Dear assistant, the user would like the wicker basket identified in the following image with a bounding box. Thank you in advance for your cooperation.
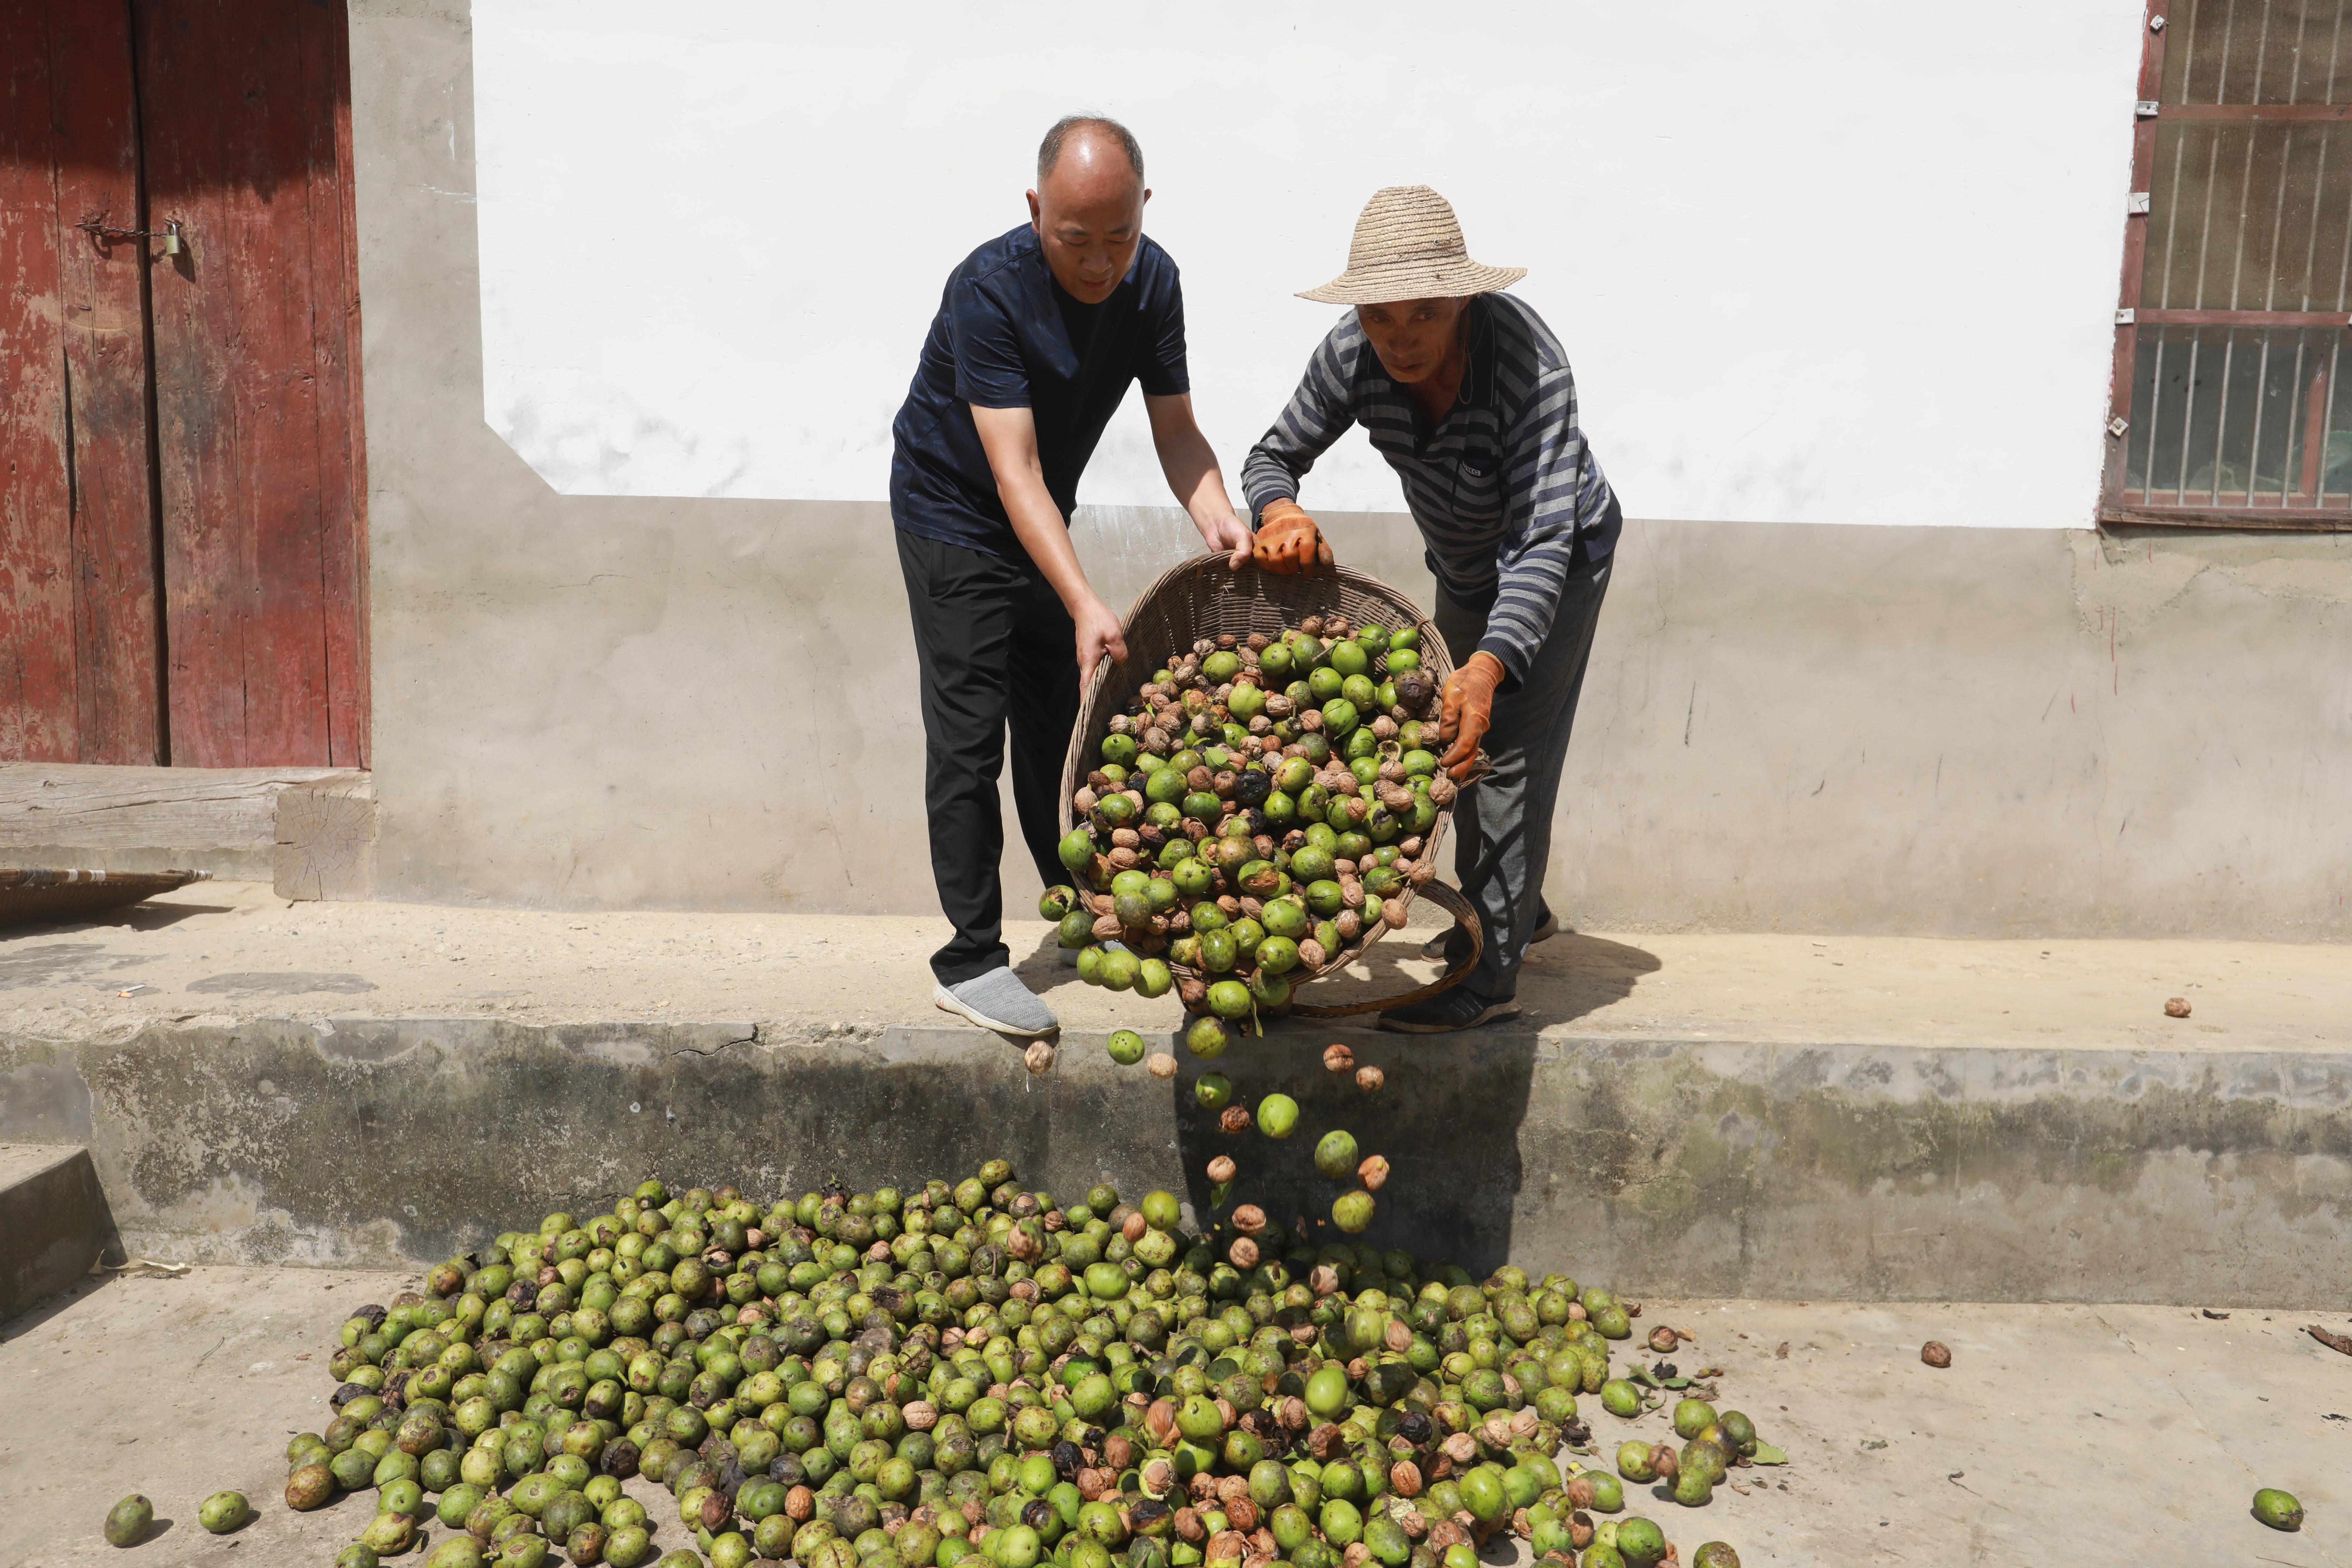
[1056,556,1482,1020]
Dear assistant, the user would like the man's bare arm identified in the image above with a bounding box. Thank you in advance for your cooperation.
[969,404,1128,677]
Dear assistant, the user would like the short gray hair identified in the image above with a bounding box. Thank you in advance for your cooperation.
[1037,114,1144,186]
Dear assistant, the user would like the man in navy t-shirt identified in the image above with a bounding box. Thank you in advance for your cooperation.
[893,115,1251,1042]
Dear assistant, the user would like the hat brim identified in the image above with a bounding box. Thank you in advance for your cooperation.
[1296,260,1526,306]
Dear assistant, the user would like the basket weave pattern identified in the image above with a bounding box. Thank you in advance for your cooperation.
[1057,558,1461,999]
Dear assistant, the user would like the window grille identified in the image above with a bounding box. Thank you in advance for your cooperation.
[2107,0,2352,527]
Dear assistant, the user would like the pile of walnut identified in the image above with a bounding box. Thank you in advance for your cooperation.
[1053,614,1455,1018]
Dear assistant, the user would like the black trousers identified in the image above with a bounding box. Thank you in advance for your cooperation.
[895,529,1080,986]
[1433,549,1611,1001]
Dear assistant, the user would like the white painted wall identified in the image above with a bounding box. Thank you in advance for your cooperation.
[475,1,2144,528]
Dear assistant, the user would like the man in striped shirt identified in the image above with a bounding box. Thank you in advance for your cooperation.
[1241,186,1620,1033]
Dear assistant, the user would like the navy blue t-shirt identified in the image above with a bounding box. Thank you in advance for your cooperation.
[890,225,1190,558]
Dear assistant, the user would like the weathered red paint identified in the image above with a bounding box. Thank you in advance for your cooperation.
[136,0,369,768]
[2299,362,2328,502]
[0,0,164,763]
[0,3,76,759]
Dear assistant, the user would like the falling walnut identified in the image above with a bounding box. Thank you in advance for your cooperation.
[1920,1340,1952,1368]
[2164,997,2191,1018]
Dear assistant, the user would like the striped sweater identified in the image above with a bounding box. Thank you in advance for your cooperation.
[1240,293,1619,686]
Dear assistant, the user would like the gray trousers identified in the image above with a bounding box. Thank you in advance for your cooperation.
[1433,551,1612,1000]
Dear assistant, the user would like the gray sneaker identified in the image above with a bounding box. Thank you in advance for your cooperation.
[934,967,1059,1039]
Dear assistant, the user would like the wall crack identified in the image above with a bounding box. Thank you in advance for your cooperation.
[668,1024,760,1059]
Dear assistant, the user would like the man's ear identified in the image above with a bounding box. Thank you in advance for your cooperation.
[1027,189,1042,233]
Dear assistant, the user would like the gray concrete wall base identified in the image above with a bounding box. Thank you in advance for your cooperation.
[5,1017,2346,1306]
[0,1145,117,1323]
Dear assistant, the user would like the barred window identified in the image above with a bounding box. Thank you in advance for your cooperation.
[2107,0,2352,527]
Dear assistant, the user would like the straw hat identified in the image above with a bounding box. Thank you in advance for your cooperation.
[1298,186,1526,305]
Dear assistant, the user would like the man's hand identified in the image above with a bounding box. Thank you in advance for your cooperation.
[1074,596,1129,680]
[1438,651,1507,781]
[1253,499,1333,575]
[1196,511,1253,569]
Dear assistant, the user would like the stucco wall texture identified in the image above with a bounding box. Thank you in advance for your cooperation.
[351,2,2352,939]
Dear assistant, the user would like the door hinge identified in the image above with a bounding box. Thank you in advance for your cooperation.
[2108,417,2130,439]
[2128,192,2152,215]
[2115,308,2137,325]
[2136,100,2161,118]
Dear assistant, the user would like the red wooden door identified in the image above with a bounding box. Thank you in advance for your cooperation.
[137,0,368,768]
[0,0,166,764]
[0,0,366,769]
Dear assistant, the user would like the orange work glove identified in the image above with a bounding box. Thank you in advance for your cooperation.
[1438,651,1507,781]
[1252,499,1334,575]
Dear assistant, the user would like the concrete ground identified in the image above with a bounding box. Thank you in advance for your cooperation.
[4,880,2347,1052]
[6,1266,2351,1568]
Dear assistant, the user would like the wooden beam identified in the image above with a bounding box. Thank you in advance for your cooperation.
[2100,505,2352,532]
[0,761,358,855]
[272,774,375,901]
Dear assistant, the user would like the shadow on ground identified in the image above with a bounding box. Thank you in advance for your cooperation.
[88,900,236,932]
[1220,928,1657,1274]
[1163,1024,1540,1278]
[1275,927,1661,1030]
[1024,918,1662,1277]
[1014,920,1661,1036]
[0,900,236,942]
[1009,940,1078,998]
[1,1269,118,1338]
